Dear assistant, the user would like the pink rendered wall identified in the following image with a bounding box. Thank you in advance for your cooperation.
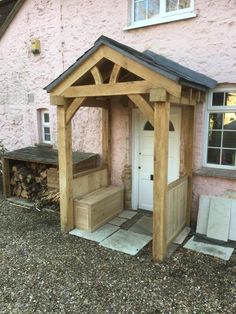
[0,1,236,206]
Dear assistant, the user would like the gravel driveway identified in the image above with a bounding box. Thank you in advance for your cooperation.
[0,198,235,313]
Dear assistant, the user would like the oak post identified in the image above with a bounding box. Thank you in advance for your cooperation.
[57,105,74,232]
[153,101,170,262]
[102,105,111,184]
[182,106,195,226]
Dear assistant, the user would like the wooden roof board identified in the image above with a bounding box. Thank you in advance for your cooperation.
[3,146,98,165]
[44,35,217,93]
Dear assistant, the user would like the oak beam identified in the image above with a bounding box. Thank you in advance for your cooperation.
[153,102,170,262]
[57,106,74,232]
[91,66,103,84]
[50,95,71,106]
[109,64,121,83]
[66,97,86,124]
[150,88,167,102]
[128,94,154,125]
[62,81,155,98]
[101,45,182,98]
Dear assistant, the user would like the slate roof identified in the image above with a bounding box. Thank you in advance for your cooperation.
[0,0,25,39]
[45,35,217,93]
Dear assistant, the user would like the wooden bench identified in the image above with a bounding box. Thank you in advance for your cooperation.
[74,186,124,232]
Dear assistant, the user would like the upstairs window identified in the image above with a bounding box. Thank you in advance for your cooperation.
[40,109,51,144]
[205,89,236,169]
[128,0,195,29]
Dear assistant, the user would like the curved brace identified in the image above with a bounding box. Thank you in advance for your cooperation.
[109,64,121,83]
[91,66,103,84]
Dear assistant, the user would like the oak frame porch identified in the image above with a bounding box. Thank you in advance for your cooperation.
[45,36,207,262]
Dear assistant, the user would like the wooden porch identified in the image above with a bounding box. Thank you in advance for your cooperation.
[44,36,212,262]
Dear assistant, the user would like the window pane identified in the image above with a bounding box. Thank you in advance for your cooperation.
[223,132,236,148]
[208,131,222,147]
[134,0,146,21]
[223,113,236,129]
[212,92,224,106]
[225,92,236,107]
[148,0,160,18]
[209,113,223,130]
[44,134,51,142]
[222,149,236,166]
[207,148,220,164]
[166,0,190,12]
[44,127,50,134]
[44,112,49,123]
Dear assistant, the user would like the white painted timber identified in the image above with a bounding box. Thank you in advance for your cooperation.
[173,227,191,244]
[184,236,234,261]
[229,201,236,241]
[206,197,231,241]
[128,216,152,236]
[196,195,211,235]
[69,224,119,243]
[100,229,152,256]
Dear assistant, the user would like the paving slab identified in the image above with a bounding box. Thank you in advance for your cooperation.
[100,229,152,256]
[118,210,137,220]
[108,217,127,227]
[229,201,236,241]
[207,197,231,241]
[128,216,152,236]
[173,227,191,244]
[196,195,210,235]
[69,224,119,243]
[184,236,234,261]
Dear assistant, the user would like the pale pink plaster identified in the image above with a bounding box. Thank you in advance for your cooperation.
[0,0,236,205]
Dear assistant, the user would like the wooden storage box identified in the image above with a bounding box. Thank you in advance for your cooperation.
[74,186,124,232]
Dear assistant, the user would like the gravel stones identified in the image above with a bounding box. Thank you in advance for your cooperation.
[0,199,235,313]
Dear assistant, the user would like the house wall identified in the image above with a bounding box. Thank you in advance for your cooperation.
[0,0,236,219]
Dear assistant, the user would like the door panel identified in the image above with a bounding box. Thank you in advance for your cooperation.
[138,108,181,210]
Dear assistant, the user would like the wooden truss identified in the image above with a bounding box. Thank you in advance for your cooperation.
[49,44,204,262]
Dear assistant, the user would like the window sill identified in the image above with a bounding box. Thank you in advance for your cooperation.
[124,12,197,31]
[194,167,236,180]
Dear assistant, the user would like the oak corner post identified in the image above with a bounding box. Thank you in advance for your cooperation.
[57,105,74,232]
[153,101,170,262]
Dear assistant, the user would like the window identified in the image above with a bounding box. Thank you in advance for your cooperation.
[205,89,236,169]
[41,109,51,144]
[127,0,195,29]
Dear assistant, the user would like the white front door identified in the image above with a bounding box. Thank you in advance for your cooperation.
[137,107,181,211]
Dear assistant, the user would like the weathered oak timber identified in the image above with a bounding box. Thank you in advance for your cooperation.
[57,106,74,232]
[91,66,103,84]
[182,106,195,226]
[101,45,182,98]
[109,64,121,83]
[62,81,156,98]
[153,101,170,262]
[128,94,154,125]
[66,97,86,124]
[150,88,167,102]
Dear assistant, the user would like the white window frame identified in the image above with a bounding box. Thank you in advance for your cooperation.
[41,109,51,144]
[203,87,236,170]
[125,0,196,30]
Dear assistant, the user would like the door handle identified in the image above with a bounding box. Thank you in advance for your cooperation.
[150,174,154,180]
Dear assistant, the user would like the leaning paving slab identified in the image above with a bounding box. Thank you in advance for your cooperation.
[196,195,211,235]
[184,236,234,261]
[69,224,119,243]
[100,229,152,256]
[128,216,152,236]
[118,210,137,219]
[206,198,231,242]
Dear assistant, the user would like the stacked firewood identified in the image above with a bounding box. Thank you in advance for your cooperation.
[10,162,48,200]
